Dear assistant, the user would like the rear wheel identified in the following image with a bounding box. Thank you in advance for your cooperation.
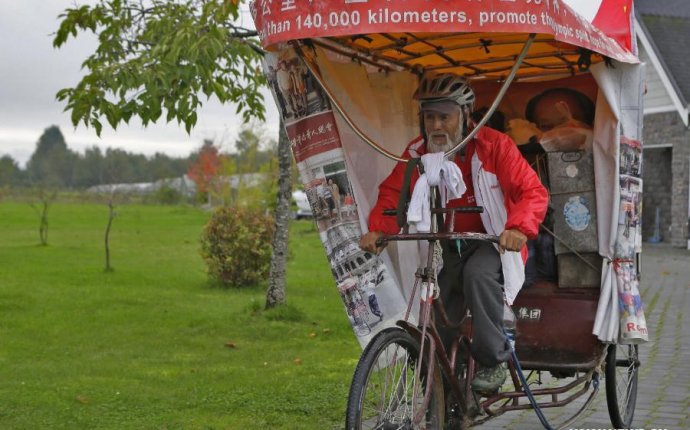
[346,328,445,429]
[605,343,639,428]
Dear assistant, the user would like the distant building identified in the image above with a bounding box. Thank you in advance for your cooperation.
[636,0,690,248]
[86,174,197,197]
[86,175,196,197]
[87,181,157,195]
[224,172,266,189]
[86,173,273,201]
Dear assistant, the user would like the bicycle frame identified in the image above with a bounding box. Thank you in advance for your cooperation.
[377,187,606,428]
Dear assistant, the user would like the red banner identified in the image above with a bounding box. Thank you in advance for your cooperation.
[591,0,634,54]
[286,111,342,163]
[251,0,636,62]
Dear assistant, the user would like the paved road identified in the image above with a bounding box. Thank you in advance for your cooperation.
[485,243,690,430]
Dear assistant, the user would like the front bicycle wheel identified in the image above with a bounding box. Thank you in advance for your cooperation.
[346,328,445,430]
[605,343,639,428]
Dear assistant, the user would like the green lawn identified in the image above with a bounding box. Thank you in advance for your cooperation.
[0,202,360,429]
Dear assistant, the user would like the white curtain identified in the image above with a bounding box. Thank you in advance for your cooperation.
[313,47,425,310]
[591,61,648,343]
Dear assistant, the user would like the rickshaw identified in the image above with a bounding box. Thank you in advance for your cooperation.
[251,1,648,428]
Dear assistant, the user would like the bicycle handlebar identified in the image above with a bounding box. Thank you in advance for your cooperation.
[375,231,500,247]
[375,206,497,246]
[382,207,484,216]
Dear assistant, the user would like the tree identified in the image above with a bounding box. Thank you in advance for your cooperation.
[0,155,23,187]
[235,126,261,165]
[230,125,278,208]
[265,122,291,309]
[104,191,117,272]
[103,148,137,184]
[73,146,106,187]
[54,0,292,306]
[26,126,76,187]
[234,124,278,170]
[187,140,223,205]
[53,1,265,135]
[149,152,181,179]
[29,188,58,246]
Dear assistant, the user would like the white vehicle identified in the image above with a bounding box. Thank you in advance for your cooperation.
[292,190,313,220]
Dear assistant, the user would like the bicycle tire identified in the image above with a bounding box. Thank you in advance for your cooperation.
[605,343,639,428]
[345,328,445,430]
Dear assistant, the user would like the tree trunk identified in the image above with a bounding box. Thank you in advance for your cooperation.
[104,196,116,272]
[39,201,49,246]
[30,189,56,246]
[265,122,292,309]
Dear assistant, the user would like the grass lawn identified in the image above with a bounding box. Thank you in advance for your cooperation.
[0,201,361,429]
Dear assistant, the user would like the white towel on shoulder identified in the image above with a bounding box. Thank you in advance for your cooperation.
[406,152,466,232]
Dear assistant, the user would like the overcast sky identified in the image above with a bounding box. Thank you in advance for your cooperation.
[0,1,597,168]
[0,1,280,167]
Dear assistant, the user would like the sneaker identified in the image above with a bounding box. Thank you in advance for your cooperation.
[471,363,507,393]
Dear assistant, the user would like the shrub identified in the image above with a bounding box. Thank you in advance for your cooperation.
[152,184,182,205]
[200,206,274,287]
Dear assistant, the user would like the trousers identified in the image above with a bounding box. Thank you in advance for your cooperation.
[435,240,510,367]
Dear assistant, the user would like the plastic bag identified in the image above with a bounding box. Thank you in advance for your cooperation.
[507,100,594,151]
[540,126,593,152]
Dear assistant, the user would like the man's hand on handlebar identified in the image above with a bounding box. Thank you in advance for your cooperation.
[498,229,527,253]
[361,229,523,254]
[359,231,387,255]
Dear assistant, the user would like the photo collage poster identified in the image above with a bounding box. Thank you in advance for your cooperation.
[615,136,647,342]
[263,47,407,346]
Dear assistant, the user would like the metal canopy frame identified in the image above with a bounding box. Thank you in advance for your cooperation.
[311,32,599,81]
[296,33,544,162]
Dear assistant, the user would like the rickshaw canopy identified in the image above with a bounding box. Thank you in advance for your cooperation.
[251,0,638,80]
[250,0,648,347]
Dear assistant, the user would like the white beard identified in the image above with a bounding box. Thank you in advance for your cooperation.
[428,136,454,153]
[428,129,463,153]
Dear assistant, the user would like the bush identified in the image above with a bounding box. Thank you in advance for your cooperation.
[200,206,274,287]
[152,185,183,205]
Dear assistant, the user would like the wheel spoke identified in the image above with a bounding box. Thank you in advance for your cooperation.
[606,344,639,427]
[347,329,443,430]
[385,346,408,420]
[617,345,636,416]
[362,343,416,428]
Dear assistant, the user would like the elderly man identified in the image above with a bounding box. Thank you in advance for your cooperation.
[359,73,548,393]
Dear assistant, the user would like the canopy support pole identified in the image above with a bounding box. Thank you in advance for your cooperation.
[445,33,535,159]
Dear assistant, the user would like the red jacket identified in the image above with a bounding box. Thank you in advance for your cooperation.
[368,127,548,239]
[367,126,548,304]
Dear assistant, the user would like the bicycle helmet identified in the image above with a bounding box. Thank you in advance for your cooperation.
[414,73,475,109]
